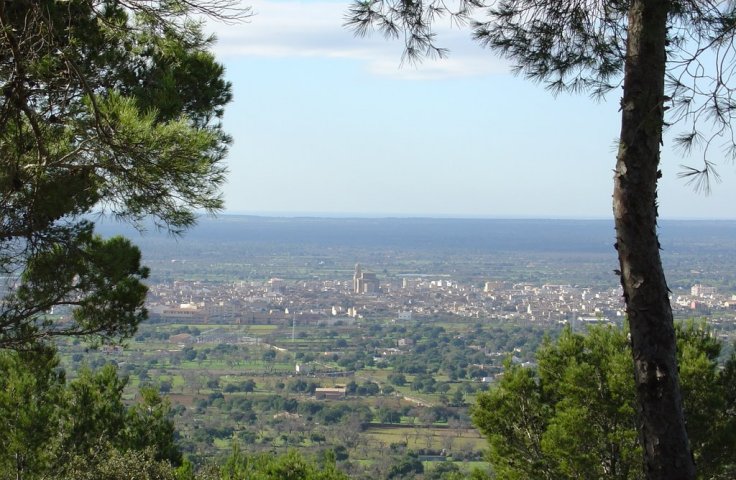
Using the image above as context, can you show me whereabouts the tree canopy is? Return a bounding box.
[472,324,736,480]
[0,0,245,350]
[0,351,182,479]
[219,445,349,480]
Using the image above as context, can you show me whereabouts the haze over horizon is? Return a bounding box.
[218,210,736,221]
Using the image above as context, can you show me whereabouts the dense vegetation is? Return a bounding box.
[474,323,736,480]
[0,0,234,349]
[4,319,736,479]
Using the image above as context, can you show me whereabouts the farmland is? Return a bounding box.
[52,216,736,477]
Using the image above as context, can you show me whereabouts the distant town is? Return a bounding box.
[146,263,736,339]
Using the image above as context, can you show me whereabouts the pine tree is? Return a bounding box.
[472,324,736,480]
[0,0,247,349]
[346,2,736,477]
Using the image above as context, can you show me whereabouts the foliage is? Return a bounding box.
[50,446,178,480]
[0,348,64,478]
[386,452,424,479]
[218,444,349,480]
[61,363,128,457]
[0,351,182,479]
[125,386,183,466]
[0,0,243,349]
[424,461,462,480]
[346,0,736,179]
[388,372,407,386]
[676,323,736,480]
[472,324,736,480]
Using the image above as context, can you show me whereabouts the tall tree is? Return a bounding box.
[0,349,64,479]
[0,0,247,350]
[124,386,182,467]
[346,1,736,478]
[472,324,736,480]
[61,364,127,458]
[0,355,185,479]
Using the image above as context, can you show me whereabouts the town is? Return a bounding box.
[147,265,736,335]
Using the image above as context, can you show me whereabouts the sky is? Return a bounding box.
[205,0,736,219]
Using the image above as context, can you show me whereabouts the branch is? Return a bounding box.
[0,5,49,164]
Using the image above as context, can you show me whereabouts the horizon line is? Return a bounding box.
[220,211,736,221]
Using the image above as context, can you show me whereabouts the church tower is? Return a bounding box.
[353,263,362,293]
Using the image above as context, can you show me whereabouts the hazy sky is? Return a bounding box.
[206,0,736,219]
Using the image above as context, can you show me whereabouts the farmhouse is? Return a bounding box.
[314,386,347,400]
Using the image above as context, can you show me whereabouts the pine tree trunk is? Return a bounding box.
[614,1,695,478]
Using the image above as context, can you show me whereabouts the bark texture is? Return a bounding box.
[614,1,695,479]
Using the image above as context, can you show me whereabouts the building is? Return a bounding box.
[353,263,379,294]
[353,264,362,293]
[157,303,202,321]
[268,277,286,293]
[315,386,347,400]
[691,284,716,297]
